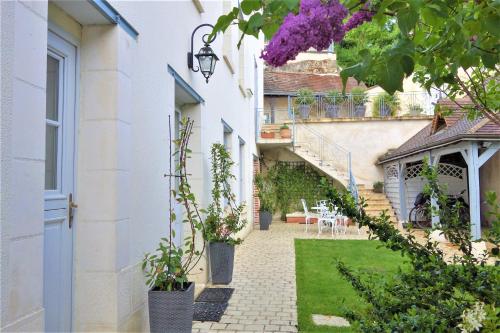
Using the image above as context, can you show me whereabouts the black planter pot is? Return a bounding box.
[209,242,235,285]
[325,104,341,118]
[354,105,366,117]
[148,282,194,333]
[259,211,272,230]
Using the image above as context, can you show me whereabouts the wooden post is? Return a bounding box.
[398,162,407,222]
[430,152,441,227]
[467,142,481,240]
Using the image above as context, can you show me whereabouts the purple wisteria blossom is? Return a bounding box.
[261,0,348,67]
[343,6,375,32]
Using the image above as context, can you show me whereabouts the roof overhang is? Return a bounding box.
[52,0,139,39]
[378,135,500,164]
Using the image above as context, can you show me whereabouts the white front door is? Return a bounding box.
[44,31,77,332]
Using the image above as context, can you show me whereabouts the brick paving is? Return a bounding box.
[193,221,369,333]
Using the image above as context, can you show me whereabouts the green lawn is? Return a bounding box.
[295,240,407,333]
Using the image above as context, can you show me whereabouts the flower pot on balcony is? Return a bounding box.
[354,105,366,117]
[298,105,311,119]
[325,104,341,118]
[260,131,275,139]
[259,210,272,230]
[148,282,194,333]
[209,242,235,284]
[379,105,391,117]
[280,126,291,138]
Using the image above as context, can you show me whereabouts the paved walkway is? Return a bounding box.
[193,222,369,333]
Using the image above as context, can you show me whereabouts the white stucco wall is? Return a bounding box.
[294,118,432,186]
[1,1,48,331]
[1,0,263,331]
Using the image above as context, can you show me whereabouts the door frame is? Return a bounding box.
[47,23,80,331]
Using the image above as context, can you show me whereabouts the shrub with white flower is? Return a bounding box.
[458,302,486,333]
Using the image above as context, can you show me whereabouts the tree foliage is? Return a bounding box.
[336,21,399,86]
[213,0,500,124]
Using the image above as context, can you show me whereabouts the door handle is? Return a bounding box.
[68,193,78,228]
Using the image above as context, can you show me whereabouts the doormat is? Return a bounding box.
[196,288,234,303]
[193,288,234,322]
[193,302,228,322]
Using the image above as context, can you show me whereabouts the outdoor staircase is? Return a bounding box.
[260,121,399,223]
[358,186,399,224]
[287,145,351,187]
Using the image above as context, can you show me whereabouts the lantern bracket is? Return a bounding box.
[188,23,217,73]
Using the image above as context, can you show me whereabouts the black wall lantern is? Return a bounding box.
[188,24,219,83]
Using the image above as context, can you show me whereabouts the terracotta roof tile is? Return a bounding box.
[264,70,365,95]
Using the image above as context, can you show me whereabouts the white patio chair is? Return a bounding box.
[317,207,337,237]
[301,199,316,233]
[316,199,328,207]
[331,205,348,235]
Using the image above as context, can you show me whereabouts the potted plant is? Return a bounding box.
[280,124,291,138]
[373,181,384,193]
[295,88,316,119]
[255,173,274,230]
[204,143,246,285]
[351,87,368,117]
[373,92,400,117]
[408,104,424,116]
[323,90,346,118]
[260,130,275,139]
[143,117,204,333]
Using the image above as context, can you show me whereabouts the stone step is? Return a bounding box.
[365,209,397,217]
[366,200,392,208]
[365,210,397,218]
[359,194,389,200]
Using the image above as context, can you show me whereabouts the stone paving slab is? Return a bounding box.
[193,222,369,332]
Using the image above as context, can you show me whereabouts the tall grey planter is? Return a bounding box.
[325,104,341,118]
[209,242,235,285]
[259,211,272,230]
[148,282,194,333]
[354,105,366,117]
[379,106,391,117]
[298,105,310,119]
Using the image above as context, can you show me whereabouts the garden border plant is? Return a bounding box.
[204,143,247,284]
[142,117,205,333]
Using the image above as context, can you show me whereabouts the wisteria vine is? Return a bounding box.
[261,0,375,67]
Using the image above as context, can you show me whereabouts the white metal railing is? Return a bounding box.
[263,91,436,122]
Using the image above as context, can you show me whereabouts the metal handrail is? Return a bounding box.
[257,108,359,204]
[292,116,359,203]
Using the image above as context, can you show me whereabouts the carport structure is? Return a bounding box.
[379,100,500,240]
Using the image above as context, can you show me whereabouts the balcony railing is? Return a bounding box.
[263,91,436,124]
